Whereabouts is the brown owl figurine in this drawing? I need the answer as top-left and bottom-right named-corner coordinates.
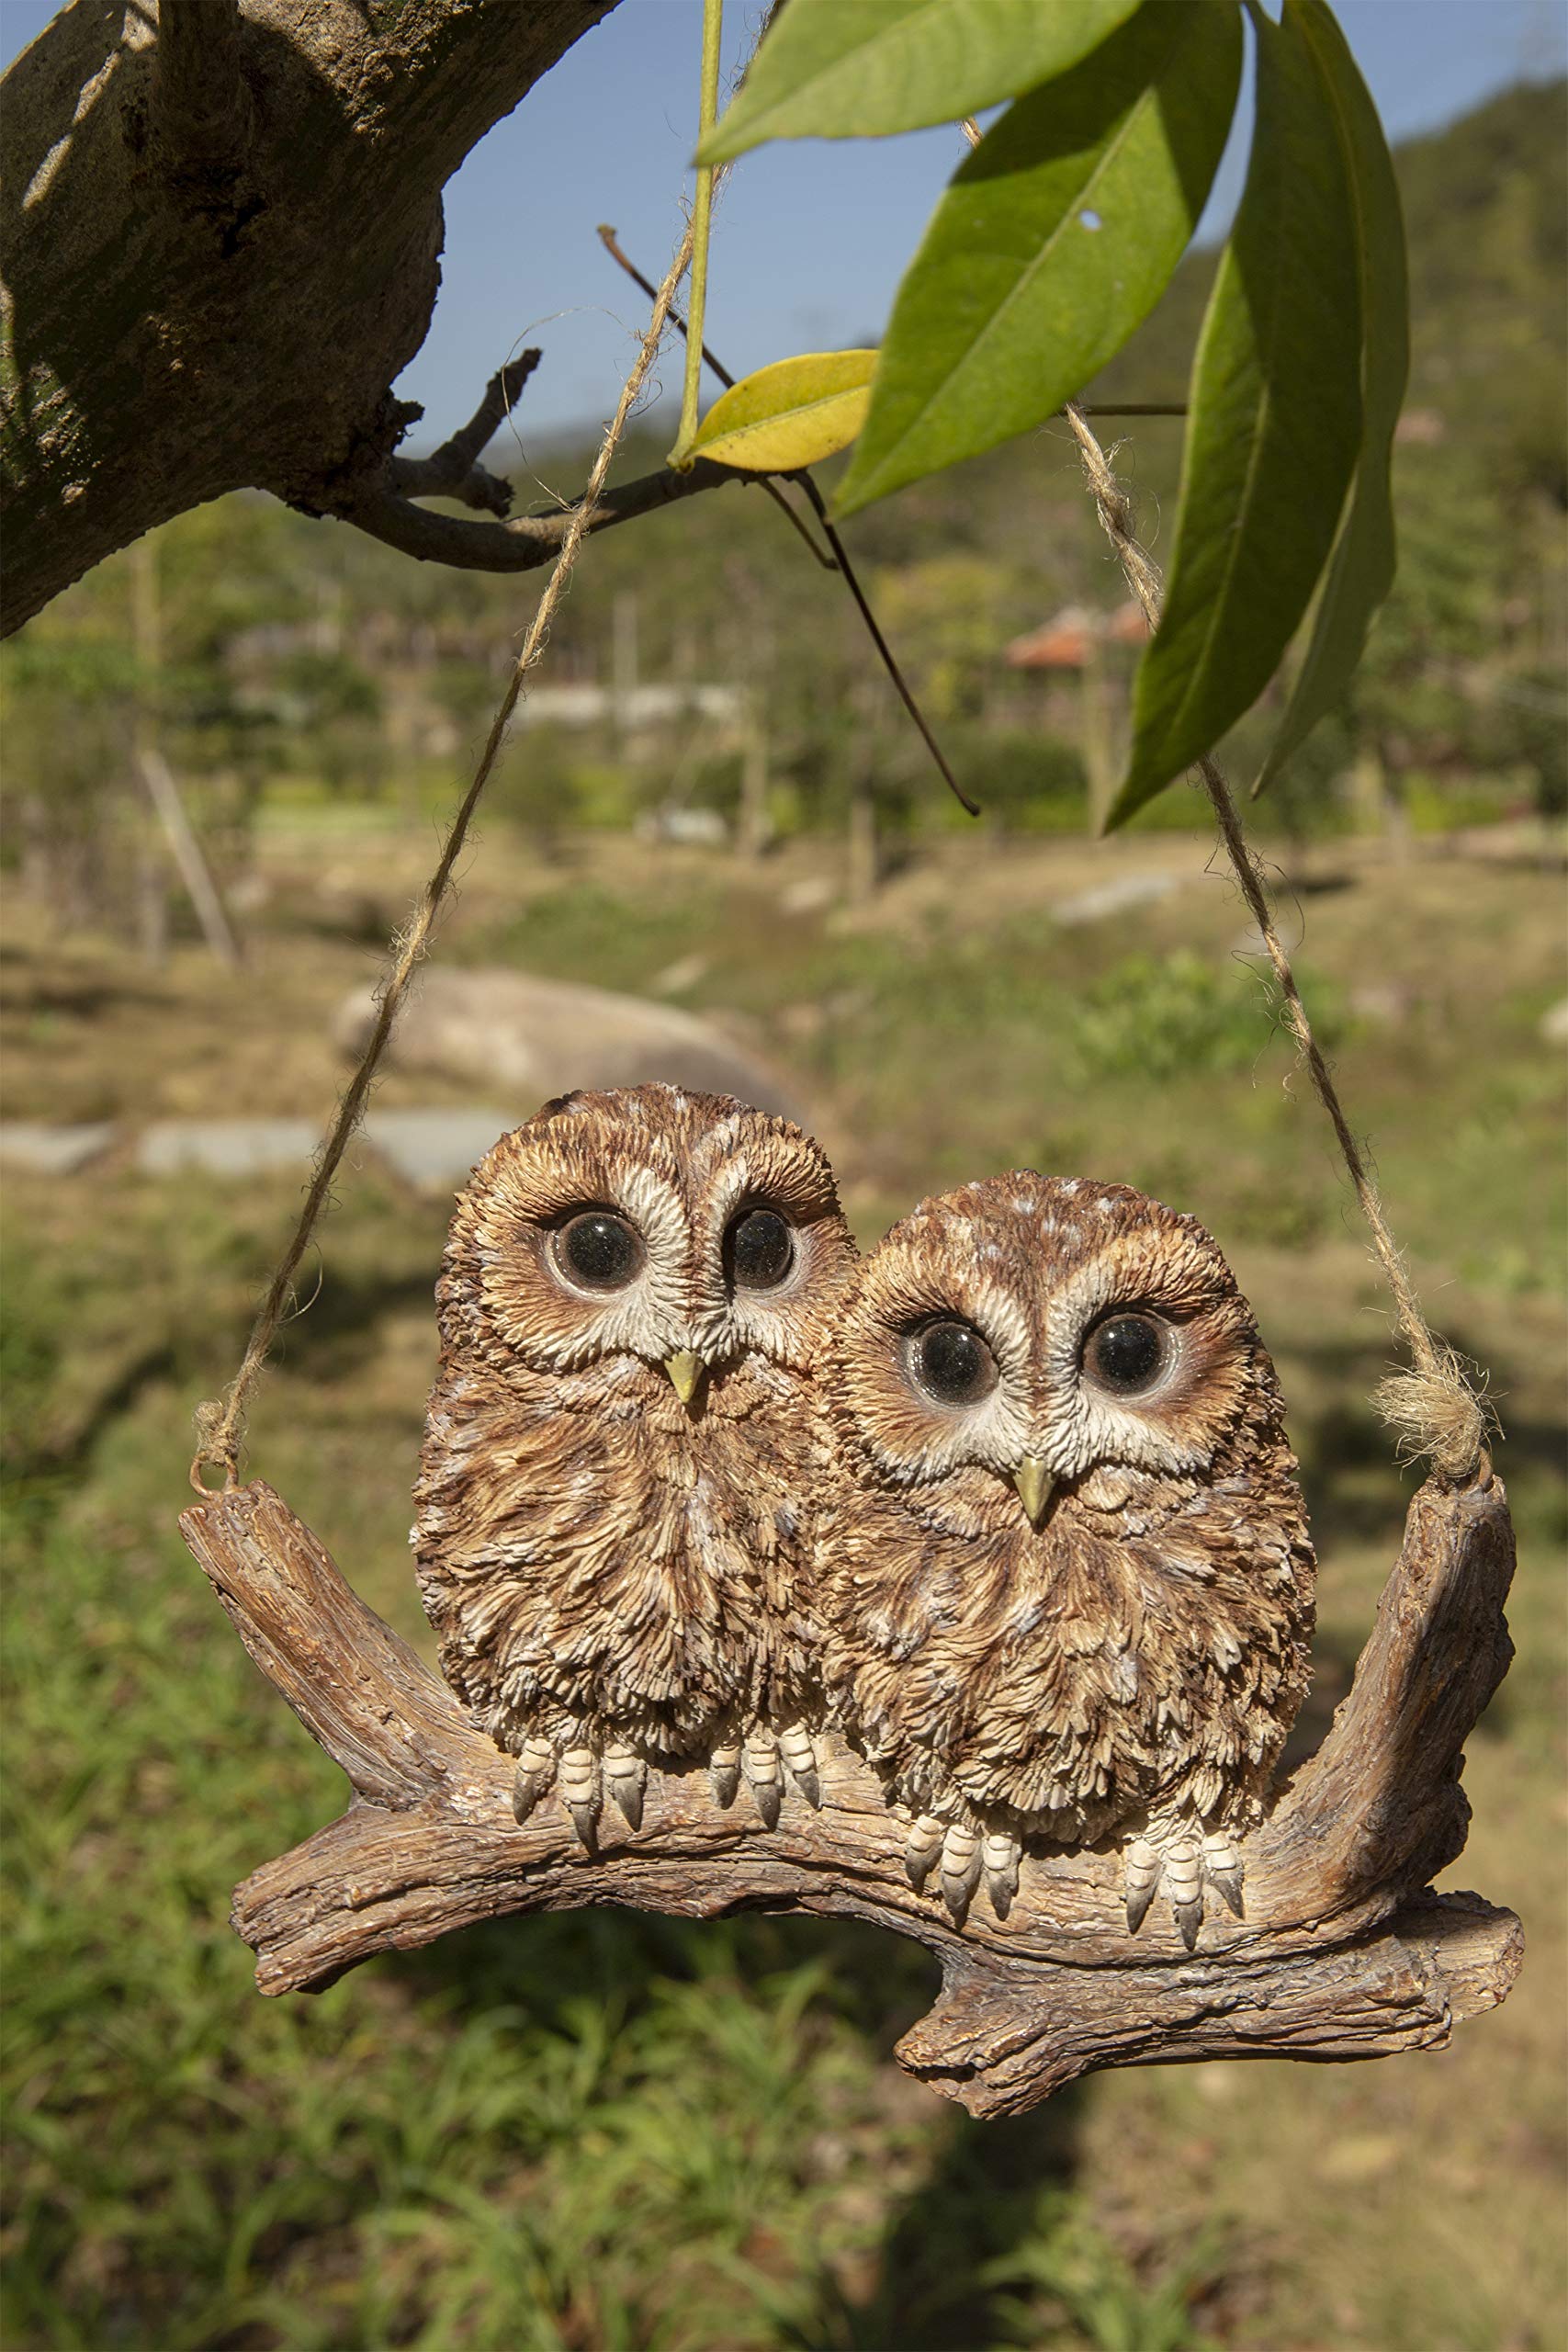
top-left (818, 1173), bottom-right (1314, 1942)
top-left (413, 1084), bottom-right (857, 1846)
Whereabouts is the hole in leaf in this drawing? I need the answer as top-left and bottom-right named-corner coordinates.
top-left (1080, 209), bottom-right (1103, 232)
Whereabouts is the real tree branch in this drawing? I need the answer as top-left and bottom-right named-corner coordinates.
top-left (0, 0), bottom-right (623, 637)
top-left (334, 455), bottom-right (746, 572)
top-left (180, 1469), bottom-right (1520, 2120)
top-left (151, 0), bottom-right (254, 175)
top-left (387, 353), bottom-right (543, 516)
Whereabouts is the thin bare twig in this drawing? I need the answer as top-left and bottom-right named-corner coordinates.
top-left (339, 458), bottom-right (743, 574)
top-left (598, 226), bottom-right (836, 570)
top-left (388, 353), bottom-right (542, 516)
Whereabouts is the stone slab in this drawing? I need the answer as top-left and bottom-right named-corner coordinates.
top-left (0, 1121), bottom-right (117, 1174)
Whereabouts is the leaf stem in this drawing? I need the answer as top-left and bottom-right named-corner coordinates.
top-left (670, 0), bottom-right (724, 470)
top-left (603, 225), bottom-right (977, 816)
top-left (600, 224), bottom-right (836, 568)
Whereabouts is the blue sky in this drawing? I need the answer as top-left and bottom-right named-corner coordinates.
top-left (3, 0), bottom-right (1563, 445)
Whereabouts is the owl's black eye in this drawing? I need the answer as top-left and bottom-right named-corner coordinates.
top-left (908, 1317), bottom-right (998, 1408)
top-left (727, 1205), bottom-right (795, 1291)
top-left (555, 1209), bottom-right (643, 1291)
top-left (1083, 1312), bottom-right (1168, 1395)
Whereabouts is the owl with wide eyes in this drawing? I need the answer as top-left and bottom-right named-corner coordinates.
top-left (413, 1084), bottom-right (857, 1846)
top-left (818, 1174), bottom-right (1315, 1943)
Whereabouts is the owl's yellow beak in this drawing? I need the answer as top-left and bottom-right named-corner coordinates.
top-left (663, 1349), bottom-right (705, 1405)
top-left (1012, 1455), bottom-right (1055, 1528)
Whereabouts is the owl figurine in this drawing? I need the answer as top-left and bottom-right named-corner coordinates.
top-left (413, 1084), bottom-right (857, 1846)
top-left (818, 1173), bottom-right (1314, 1942)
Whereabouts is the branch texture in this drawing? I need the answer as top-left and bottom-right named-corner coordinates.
top-left (179, 1471), bottom-right (1520, 2118)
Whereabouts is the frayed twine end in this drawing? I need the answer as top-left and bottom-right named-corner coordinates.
top-left (190, 1396), bottom-right (239, 1495)
top-left (1371, 1348), bottom-right (1496, 1486)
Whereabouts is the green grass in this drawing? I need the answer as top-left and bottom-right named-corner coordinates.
top-left (3, 835), bottom-right (1564, 2349)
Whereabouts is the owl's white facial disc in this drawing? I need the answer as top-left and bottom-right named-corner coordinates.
top-left (685, 1104), bottom-right (858, 1374)
top-left (833, 1172), bottom-right (1258, 1497)
top-left (442, 1099), bottom-right (693, 1376)
top-left (442, 1086), bottom-right (855, 1384)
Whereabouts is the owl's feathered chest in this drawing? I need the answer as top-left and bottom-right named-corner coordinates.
top-left (412, 1355), bottom-right (813, 1751)
top-left (824, 1461), bottom-right (1314, 1838)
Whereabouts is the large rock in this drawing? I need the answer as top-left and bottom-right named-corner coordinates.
top-left (333, 967), bottom-right (799, 1121)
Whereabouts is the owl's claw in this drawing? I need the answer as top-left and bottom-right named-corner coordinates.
top-left (1122, 1818), bottom-right (1245, 1944)
top-left (981, 1831), bottom-right (1020, 1919)
top-left (512, 1735), bottom-right (558, 1826)
top-left (710, 1741), bottom-right (741, 1809)
top-left (906, 1817), bottom-right (1017, 1922)
top-left (939, 1822), bottom-right (983, 1923)
top-left (604, 1744), bottom-right (646, 1831)
top-left (778, 1723), bottom-right (822, 1808)
top-left (742, 1728), bottom-right (783, 1829)
top-left (905, 1815), bottom-right (945, 1894)
top-left (560, 1745), bottom-right (602, 1851)
top-left (1123, 1835), bottom-right (1161, 1934)
top-left (1203, 1829), bottom-right (1246, 1917)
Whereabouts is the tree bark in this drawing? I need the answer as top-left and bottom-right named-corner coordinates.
top-left (0, 0), bottom-right (622, 635)
top-left (180, 1465), bottom-right (1521, 2120)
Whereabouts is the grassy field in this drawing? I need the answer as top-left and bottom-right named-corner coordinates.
top-left (4, 816), bottom-right (1564, 2350)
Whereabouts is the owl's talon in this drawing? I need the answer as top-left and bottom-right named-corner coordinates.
top-left (939, 1823), bottom-right (982, 1923)
top-left (742, 1729), bottom-right (783, 1830)
top-left (905, 1815), bottom-right (944, 1894)
top-left (512, 1735), bottom-right (558, 1826)
top-left (1202, 1830), bottom-right (1246, 1917)
top-left (709, 1742), bottom-right (741, 1809)
top-left (981, 1831), bottom-right (1020, 1919)
top-left (1124, 1818), bottom-right (1246, 1942)
top-left (560, 1746), bottom-right (601, 1850)
top-left (1123, 1835), bottom-right (1160, 1935)
top-left (604, 1745), bottom-right (646, 1831)
top-left (778, 1723), bottom-right (822, 1808)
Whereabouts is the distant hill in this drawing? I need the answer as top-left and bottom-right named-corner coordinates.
top-left (1097, 75), bottom-right (1567, 503)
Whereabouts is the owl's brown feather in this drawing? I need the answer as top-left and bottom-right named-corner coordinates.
top-left (413, 1085), bottom-right (855, 1775)
top-left (819, 1175), bottom-right (1315, 1854)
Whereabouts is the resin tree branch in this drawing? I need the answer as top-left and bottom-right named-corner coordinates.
top-left (179, 1469), bottom-right (1520, 2120)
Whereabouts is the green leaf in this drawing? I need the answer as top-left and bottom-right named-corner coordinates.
top-left (1108, 0), bottom-right (1365, 828)
top-left (1254, 0), bottom-right (1409, 793)
top-left (698, 0), bottom-right (1145, 161)
top-left (687, 350), bottom-right (877, 472)
top-left (830, 0), bottom-right (1241, 519)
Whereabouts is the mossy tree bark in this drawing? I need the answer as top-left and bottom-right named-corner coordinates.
top-left (0, 0), bottom-right (624, 637)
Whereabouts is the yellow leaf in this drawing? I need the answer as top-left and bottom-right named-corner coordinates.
top-left (690, 350), bottom-right (877, 472)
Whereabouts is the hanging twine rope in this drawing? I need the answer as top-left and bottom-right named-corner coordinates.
top-left (190, 229), bottom-right (697, 1491)
top-left (1063, 402), bottom-right (1490, 1483)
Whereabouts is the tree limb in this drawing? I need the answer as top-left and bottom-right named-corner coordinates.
top-left (387, 353), bottom-right (542, 515)
top-left (1, 0), bottom-right (622, 636)
top-left (150, 0), bottom-right (254, 175)
top-left (179, 1468), bottom-right (1520, 2119)
top-left (333, 455), bottom-right (747, 573)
